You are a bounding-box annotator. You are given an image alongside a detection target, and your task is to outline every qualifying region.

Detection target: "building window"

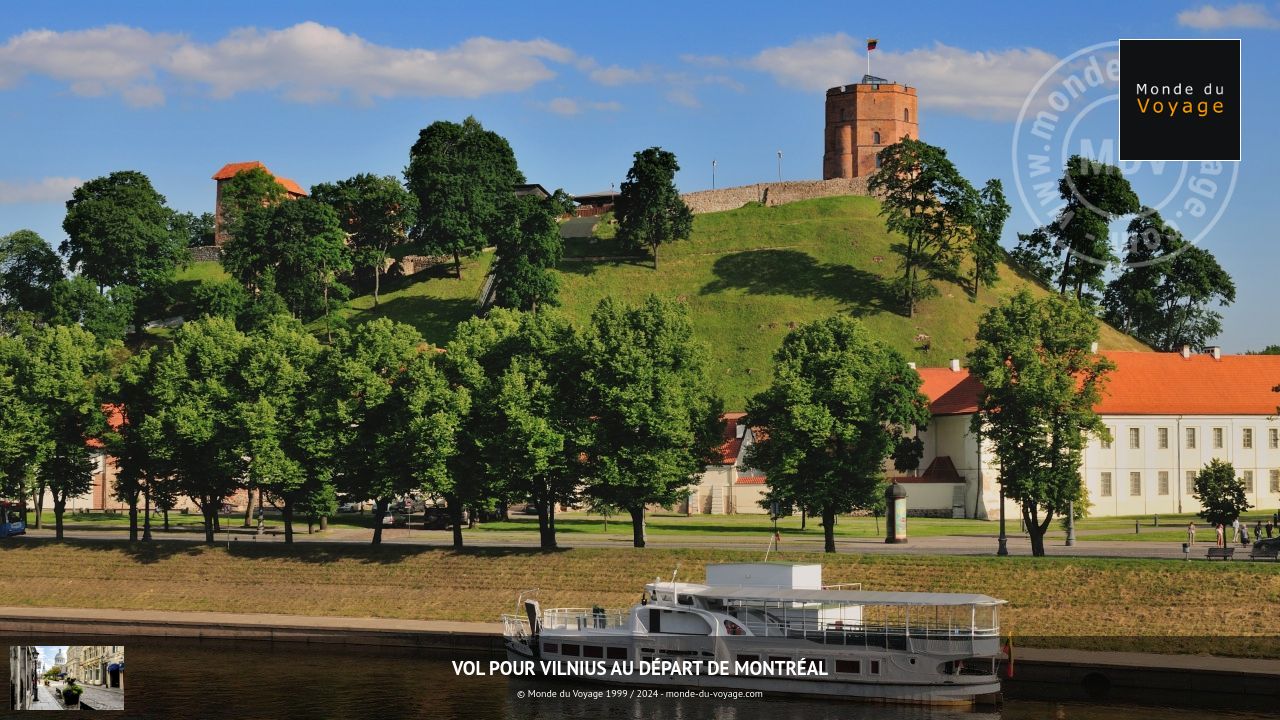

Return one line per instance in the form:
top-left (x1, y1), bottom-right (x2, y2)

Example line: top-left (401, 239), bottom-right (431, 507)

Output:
top-left (1158, 471), bottom-right (1169, 495)
top-left (1129, 471), bottom-right (1142, 496)
top-left (1243, 428), bottom-right (1254, 449)
top-left (1213, 427), bottom-right (1224, 449)
top-left (1271, 428), bottom-right (1279, 449)
top-left (1187, 470), bottom-right (1197, 491)
top-left (873, 130), bottom-right (881, 144)
top-left (1100, 472), bottom-right (1112, 497)
top-left (1270, 469), bottom-right (1279, 494)
top-left (1102, 429), bottom-right (1113, 450)
top-left (1186, 427), bottom-right (1197, 449)
top-left (1157, 427), bottom-right (1169, 449)
top-left (1129, 428), bottom-right (1141, 449)
top-left (1243, 470), bottom-right (1254, 493)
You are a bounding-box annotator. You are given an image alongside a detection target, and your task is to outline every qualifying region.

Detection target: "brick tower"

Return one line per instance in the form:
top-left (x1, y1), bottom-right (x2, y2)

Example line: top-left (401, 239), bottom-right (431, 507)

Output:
top-left (823, 75), bottom-right (919, 179)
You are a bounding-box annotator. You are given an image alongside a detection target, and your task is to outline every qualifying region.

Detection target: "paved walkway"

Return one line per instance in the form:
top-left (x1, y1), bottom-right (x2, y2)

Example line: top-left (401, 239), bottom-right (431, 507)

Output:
top-left (28, 686), bottom-right (63, 711)
top-left (76, 684), bottom-right (124, 711)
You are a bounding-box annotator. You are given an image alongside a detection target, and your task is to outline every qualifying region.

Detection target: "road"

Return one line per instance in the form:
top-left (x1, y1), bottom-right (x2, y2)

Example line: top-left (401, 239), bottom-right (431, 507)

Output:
top-left (13, 524), bottom-right (1229, 560)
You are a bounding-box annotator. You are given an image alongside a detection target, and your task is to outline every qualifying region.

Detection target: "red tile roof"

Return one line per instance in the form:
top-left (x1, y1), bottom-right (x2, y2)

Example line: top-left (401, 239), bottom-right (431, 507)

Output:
top-left (718, 412), bottom-right (747, 464)
top-left (893, 456), bottom-right (964, 484)
top-left (86, 404), bottom-right (125, 450)
top-left (212, 161), bottom-right (307, 197)
top-left (735, 475), bottom-right (766, 485)
top-left (914, 351), bottom-right (1280, 417)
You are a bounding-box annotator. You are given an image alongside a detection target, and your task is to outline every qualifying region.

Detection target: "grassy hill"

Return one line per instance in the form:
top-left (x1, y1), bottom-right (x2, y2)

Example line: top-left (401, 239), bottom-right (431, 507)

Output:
top-left (176, 196), bottom-right (1146, 408)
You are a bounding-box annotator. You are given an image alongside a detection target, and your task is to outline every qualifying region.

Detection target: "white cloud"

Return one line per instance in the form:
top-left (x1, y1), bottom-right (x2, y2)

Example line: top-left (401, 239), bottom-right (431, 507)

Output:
top-left (537, 97), bottom-right (622, 116)
top-left (0, 22), bottom-right (578, 105)
top-left (665, 87), bottom-right (700, 108)
top-left (0, 176), bottom-right (82, 205)
top-left (0, 25), bottom-right (181, 106)
top-left (1177, 3), bottom-right (1280, 28)
top-left (679, 53), bottom-right (731, 68)
top-left (588, 64), bottom-right (652, 86)
top-left (747, 34), bottom-right (1059, 120)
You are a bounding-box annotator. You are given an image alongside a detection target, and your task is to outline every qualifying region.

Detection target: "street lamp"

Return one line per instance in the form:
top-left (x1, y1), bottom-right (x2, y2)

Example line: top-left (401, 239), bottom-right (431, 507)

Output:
top-left (776, 150), bottom-right (783, 181)
top-left (1066, 500), bottom-right (1076, 546)
top-left (997, 479), bottom-right (1008, 556)
top-left (712, 159), bottom-right (717, 189)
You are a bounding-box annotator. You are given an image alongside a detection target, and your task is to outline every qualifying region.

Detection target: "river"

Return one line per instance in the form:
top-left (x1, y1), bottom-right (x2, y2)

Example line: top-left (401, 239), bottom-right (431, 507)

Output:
top-left (5, 639), bottom-right (1273, 719)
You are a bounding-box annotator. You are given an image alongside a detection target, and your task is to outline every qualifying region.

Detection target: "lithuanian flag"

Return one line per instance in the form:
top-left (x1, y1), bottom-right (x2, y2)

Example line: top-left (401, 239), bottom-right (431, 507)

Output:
top-left (867, 38), bottom-right (878, 52)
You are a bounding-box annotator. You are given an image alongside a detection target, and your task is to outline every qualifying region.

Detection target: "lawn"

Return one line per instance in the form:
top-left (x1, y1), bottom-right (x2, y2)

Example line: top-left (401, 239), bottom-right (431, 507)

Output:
top-left (0, 542), bottom-right (1276, 656)
top-left (475, 512), bottom-right (997, 538)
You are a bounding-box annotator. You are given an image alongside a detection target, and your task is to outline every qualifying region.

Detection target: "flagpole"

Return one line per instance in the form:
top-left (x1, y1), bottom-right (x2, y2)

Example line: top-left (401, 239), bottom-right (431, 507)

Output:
top-left (867, 47), bottom-right (871, 78)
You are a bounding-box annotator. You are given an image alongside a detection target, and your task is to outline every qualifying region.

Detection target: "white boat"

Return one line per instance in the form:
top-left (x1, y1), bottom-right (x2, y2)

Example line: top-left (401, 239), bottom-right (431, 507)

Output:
top-left (501, 562), bottom-right (1007, 706)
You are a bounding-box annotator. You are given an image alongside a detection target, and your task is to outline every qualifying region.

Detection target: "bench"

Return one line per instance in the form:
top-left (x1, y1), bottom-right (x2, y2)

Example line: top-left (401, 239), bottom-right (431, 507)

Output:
top-left (1206, 547), bottom-right (1235, 560)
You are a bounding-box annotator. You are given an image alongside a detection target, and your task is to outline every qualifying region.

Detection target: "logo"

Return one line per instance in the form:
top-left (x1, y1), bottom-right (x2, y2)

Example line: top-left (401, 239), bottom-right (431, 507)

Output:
top-left (1011, 41), bottom-right (1237, 269)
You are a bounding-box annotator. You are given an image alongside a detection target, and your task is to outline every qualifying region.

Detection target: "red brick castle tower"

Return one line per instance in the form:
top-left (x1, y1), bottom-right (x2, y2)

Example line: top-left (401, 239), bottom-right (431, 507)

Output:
top-left (823, 75), bottom-right (919, 179)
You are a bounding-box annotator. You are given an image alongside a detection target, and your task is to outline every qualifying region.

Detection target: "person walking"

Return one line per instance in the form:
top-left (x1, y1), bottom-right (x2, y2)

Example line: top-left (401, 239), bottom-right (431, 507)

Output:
top-left (1255, 520), bottom-right (1263, 543)
top-left (1241, 522), bottom-right (1251, 546)
top-left (1216, 523), bottom-right (1225, 548)
top-left (1187, 522), bottom-right (1196, 546)
top-left (1232, 517), bottom-right (1241, 544)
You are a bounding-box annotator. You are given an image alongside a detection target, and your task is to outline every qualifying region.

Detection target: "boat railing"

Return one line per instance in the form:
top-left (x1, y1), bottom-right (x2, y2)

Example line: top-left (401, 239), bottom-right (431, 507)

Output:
top-left (541, 607), bottom-right (630, 631)
top-left (502, 614), bottom-right (532, 643)
top-left (740, 617), bottom-right (999, 647)
top-left (821, 582), bottom-right (863, 590)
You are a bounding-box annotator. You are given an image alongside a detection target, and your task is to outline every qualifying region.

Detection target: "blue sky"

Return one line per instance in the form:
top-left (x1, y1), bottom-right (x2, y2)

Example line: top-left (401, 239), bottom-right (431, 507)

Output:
top-left (1, 1), bottom-right (1276, 350)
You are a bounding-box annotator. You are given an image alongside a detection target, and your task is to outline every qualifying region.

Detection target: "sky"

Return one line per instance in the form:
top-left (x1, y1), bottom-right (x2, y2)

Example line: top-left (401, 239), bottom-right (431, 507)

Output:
top-left (36, 645), bottom-right (66, 668)
top-left (1, 1), bottom-right (1276, 350)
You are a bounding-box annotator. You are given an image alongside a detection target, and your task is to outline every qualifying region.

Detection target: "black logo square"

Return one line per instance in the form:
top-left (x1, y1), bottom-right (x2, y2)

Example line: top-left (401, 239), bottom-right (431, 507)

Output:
top-left (1119, 39), bottom-right (1240, 161)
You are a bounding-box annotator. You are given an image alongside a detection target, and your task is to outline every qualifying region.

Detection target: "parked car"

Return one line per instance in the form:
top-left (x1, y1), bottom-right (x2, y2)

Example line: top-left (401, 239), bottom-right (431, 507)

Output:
top-left (1250, 536), bottom-right (1280, 560)
top-left (337, 501), bottom-right (364, 513)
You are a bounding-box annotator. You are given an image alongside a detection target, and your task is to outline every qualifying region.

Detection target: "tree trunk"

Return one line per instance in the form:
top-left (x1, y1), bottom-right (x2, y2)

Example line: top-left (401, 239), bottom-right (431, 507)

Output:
top-left (801, 507), bottom-right (806, 530)
top-left (319, 515), bottom-right (328, 532)
top-left (127, 495), bottom-right (139, 542)
top-left (243, 486), bottom-right (254, 527)
top-left (652, 243), bottom-right (659, 270)
top-left (536, 499), bottom-right (556, 550)
top-left (53, 496), bottom-right (66, 540)
top-left (1025, 507), bottom-right (1052, 557)
top-left (142, 492), bottom-right (152, 542)
top-left (282, 497), bottom-right (294, 544)
top-left (629, 505), bottom-right (646, 548)
top-left (33, 483), bottom-right (45, 529)
top-left (447, 494), bottom-right (464, 549)
top-left (822, 506), bottom-right (837, 553)
top-left (453, 250), bottom-right (463, 279)
top-left (163, 508), bottom-right (170, 532)
top-left (202, 500), bottom-right (215, 544)
top-left (372, 497), bottom-right (389, 545)
top-left (373, 257), bottom-right (382, 307)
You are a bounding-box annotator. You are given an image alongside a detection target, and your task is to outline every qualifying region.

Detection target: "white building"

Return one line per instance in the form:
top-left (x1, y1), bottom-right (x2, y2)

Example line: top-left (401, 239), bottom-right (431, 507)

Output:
top-left (694, 350), bottom-right (1280, 519)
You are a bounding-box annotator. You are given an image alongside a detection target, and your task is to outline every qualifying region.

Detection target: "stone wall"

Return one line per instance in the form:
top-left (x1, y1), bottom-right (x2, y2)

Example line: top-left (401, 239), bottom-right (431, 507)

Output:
top-left (681, 177), bottom-right (871, 215)
top-left (189, 245), bottom-right (223, 262)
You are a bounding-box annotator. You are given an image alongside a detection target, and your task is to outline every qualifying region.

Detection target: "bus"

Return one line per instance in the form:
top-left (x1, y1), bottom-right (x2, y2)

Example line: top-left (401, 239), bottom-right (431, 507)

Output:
top-left (1, 500), bottom-right (26, 537)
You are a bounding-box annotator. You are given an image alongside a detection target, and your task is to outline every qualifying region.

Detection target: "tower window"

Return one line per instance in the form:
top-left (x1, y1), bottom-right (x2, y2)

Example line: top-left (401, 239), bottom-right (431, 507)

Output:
top-left (873, 131), bottom-right (881, 145)
top-left (904, 108), bottom-right (909, 122)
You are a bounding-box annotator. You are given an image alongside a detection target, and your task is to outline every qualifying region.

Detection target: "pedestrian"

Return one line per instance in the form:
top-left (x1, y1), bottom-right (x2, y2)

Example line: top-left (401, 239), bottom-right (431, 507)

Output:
top-left (1240, 523), bottom-right (1250, 546)
top-left (1255, 520), bottom-right (1263, 543)
top-left (1187, 522), bottom-right (1196, 546)
top-left (1232, 517), bottom-right (1241, 544)
top-left (1216, 523), bottom-right (1225, 548)
top-left (1268, 521), bottom-right (1275, 539)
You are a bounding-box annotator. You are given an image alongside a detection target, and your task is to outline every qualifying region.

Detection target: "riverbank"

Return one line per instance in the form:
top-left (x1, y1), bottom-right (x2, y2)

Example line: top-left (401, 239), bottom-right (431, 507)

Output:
top-left (2, 540), bottom-right (1277, 656)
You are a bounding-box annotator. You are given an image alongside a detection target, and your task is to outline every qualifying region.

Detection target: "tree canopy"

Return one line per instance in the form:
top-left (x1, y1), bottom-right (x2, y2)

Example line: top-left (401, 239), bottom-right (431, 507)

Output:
top-left (0, 229), bottom-right (63, 320)
top-left (491, 193), bottom-right (564, 311)
top-left (1193, 459), bottom-right (1250, 528)
top-left (405, 116), bottom-right (524, 279)
top-left (311, 173), bottom-right (418, 307)
top-left (614, 147), bottom-right (693, 270)
top-left (746, 316), bottom-right (930, 552)
top-left (968, 290), bottom-right (1113, 556)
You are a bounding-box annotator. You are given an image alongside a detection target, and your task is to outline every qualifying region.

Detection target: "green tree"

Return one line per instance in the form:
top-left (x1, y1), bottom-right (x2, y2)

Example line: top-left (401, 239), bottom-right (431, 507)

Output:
top-left (147, 317), bottom-right (251, 543)
top-left (0, 229), bottom-right (64, 319)
top-left (311, 174), bottom-right (418, 307)
top-left (1193, 459), bottom-right (1250, 528)
top-left (1248, 345), bottom-right (1280, 355)
top-left (60, 171), bottom-right (188, 335)
top-left (217, 166), bottom-right (288, 245)
top-left (49, 277), bottom-right (136, 342)
top-left (1102, 211), bottom-right (1235, 351)
top-left (322, 318), bottom-right (433, 544)
top-left (16, 325), bottom-right (112, 539)
top-left (236, 315), bottom-right (328, 543)
top-left (580, 296), bottom-right (722, 547)
top-left (406, 116), bottom-right (524, 279)
top-left (971, 179), bottom-right (1011, 300)
top-left (745, 316), bottom-right (930, 553)
top-left (614, 147), bottom-right (693, 270)
top-left (968, 290), bottom-right (1114, 556)
top-left (188, 278), bottom-right (250, 323)
top-left (491, 194), bottom-right (564, 310)
top-left (223, 198), bottom-right (352, 330)
top-left (171, 211), bottom-right (216, 248)
top-left (105, 348), bottom-right (171, 542)
top-left (445, 309), bottom-right (585, 549)
top-left (0, 333), bottom-right (46, 525)
top-left (868, 139), bottom-right (976, 316)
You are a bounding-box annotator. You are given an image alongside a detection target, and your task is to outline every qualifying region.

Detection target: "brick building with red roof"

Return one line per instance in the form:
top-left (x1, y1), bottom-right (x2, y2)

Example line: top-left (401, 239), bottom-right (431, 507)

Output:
top-left (212, 161), bottom-right (307, 246)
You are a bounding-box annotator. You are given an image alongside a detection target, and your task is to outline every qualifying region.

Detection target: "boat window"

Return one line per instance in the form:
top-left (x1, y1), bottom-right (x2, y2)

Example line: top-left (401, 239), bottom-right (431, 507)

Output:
top-left (836, 660), bottom-right (861, 674)
top-left (561, 643), bottom-right (581, 657)
top-left (724, 619), bottom-right (746, 636)
top-left (677, 595), bottom-right (695, 606)
top-left (583, 645), bottom-right (604, 658)
top-left (870, 659), bottom-right (881, 675)
top-left (606, 647), bottom-right (627, 660)
top-left (542, 642), bottom-right (559, 654)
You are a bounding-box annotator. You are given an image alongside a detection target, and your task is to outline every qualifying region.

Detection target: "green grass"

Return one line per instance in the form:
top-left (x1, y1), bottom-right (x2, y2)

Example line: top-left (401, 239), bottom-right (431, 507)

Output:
top-left (477, 511), bottom-right (996, 538)
top-left (0, 543), bottom-right (1277, 656)
top-left (552, 197), bottom-right (1146, 408)
top-left (168, 260), bottom-right (231, 316)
